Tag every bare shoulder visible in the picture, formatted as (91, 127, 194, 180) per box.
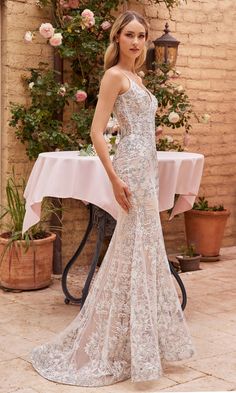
(102, 67, 123, 84)
(100, 67, 125, 96)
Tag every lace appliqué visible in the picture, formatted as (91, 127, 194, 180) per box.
(31, 77, 195, 387)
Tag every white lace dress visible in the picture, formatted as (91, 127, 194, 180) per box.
(31, 72, 196, 387)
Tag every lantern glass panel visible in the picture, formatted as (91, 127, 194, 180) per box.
(154, 45, 178, 67)
(155, 46, 165, 65)
(167, 46, 178, 67)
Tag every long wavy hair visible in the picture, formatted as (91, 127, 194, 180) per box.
(104, 11, 149, 71)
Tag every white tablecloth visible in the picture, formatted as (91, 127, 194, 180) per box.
(23, 151, 204, 233)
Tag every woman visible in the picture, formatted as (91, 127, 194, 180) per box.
(31, 10, 196, 387)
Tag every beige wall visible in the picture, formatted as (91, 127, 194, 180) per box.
(141, 0, 236, 251)
(1, 0, 236, 264)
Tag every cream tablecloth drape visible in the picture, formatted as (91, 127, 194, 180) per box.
(23, 151, 204, 233)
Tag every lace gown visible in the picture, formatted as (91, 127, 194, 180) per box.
(31, 72, 196, 387)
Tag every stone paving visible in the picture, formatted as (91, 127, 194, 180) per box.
(0, 247, 236, 393)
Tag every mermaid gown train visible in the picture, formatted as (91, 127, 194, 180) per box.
(31, 72, 196, 387)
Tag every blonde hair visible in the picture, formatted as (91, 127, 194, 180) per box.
(104, 10, 149, 71)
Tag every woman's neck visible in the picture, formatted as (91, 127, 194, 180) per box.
(116, 60, 136, 74)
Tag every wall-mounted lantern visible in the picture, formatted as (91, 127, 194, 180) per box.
(146, 23, 180, 71)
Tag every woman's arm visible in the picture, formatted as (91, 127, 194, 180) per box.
(90, 69, 132, 213)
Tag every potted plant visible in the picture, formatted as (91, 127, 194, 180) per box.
(0, 173, 60, 290)
(176, 244, 201, 272)
(184, 197, 230, 261)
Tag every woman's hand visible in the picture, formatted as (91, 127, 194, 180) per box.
(111, 177, 132, 213)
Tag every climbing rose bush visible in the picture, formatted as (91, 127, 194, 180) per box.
(9, 0, 209, 159)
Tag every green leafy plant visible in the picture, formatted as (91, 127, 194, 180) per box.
(0, 171, 62, 256)
(9, 66, 80, 160)
(156, 135, 183, 151)
(193, 196, 225, 212)
(179, 243, 197, 258)
(145, 68, 194, 133)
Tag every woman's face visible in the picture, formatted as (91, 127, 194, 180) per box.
(117, 19, 147, 60)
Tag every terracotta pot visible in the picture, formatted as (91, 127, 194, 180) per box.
(0, 232, 56, 290)
(184, 209, 230, 259)
(176, 254, 201, 272)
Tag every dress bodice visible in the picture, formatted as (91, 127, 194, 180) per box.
(113, 74, 158, 139)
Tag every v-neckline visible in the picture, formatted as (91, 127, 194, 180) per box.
(130, 78, 153, 102)
(119, 70, 153, 103)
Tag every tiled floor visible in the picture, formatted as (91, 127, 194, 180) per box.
(0, 247, 236, 393)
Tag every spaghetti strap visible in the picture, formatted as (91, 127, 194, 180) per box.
(118, 69, 152, 100)
(118, 70, 133, 82)
(117, 70, 133, 97)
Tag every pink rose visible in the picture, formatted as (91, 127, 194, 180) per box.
(81, 9, 95, 28)
(75, 90, 87, 102)
(183, 133, 190, 147)
(166, 135, 174, 143)
(81, 9, 94, 19)
(49, 33, 63, 47)
(68, 0, 79, 8)
(168, 111, 180, 124)
(89, 16, 95, 27)
(101, 21, 111, 30)
(155, 126, 163, 138)
(58, 86, 66, 96)
(24, 31, 33, 43)
(63, 15, 73, 22)
(60, 0, 70, 9)
(39, 23, 55, 39)
(82, 16, 95, 28)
